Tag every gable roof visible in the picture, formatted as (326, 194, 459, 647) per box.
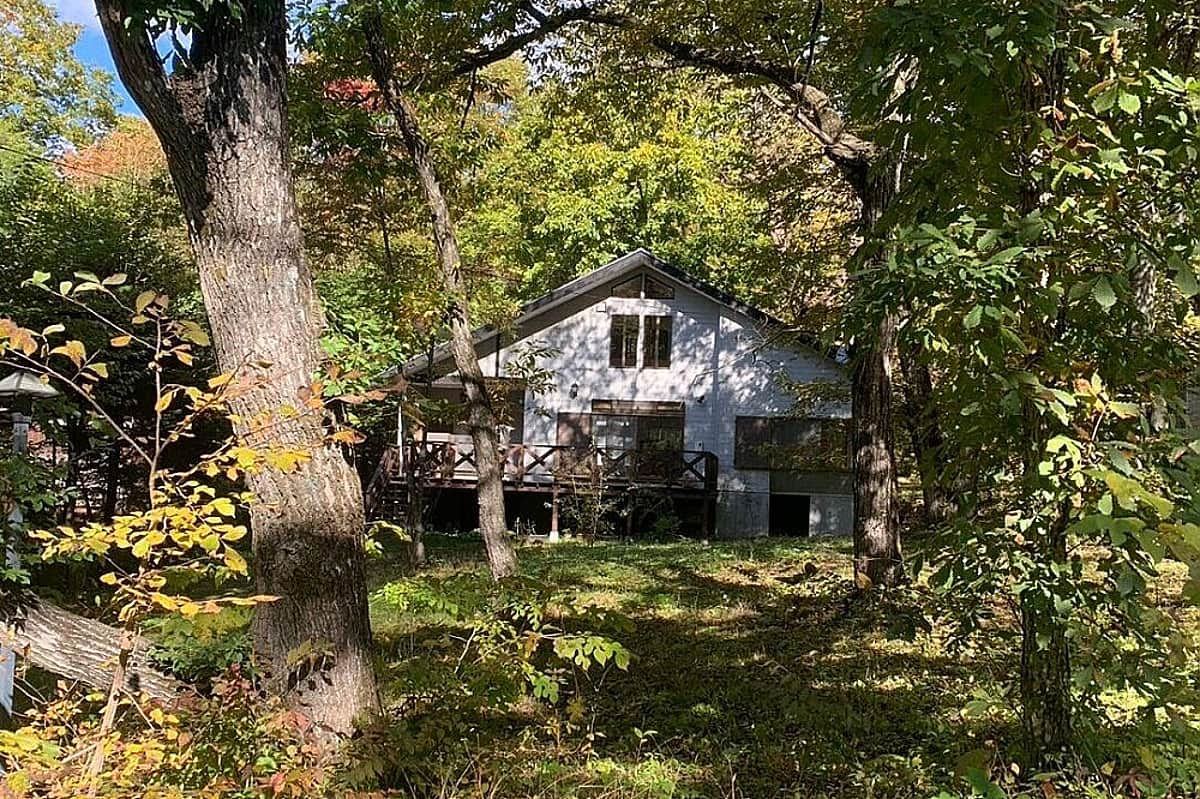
(381, 248, 830, 381)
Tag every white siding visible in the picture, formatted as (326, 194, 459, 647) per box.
(444, 267, 854, 537)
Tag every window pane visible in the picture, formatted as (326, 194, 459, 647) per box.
(643, 315, 672, 368)
(644, 276, 674, 299)
(610, 315, 638, 368)
(611, 275, 642, 298)
(734, 416, 771, 469)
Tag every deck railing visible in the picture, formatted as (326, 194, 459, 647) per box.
(389, 441, 717, 492)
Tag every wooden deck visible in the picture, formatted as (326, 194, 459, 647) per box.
(365, 442, 719, 535)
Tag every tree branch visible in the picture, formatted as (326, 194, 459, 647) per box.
(455, 1, 610, 74)
(94, 0, 184, 133)
(584, 10, 877, 186)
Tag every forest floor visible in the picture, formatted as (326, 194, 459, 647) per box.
(363, 534, 1197, 799)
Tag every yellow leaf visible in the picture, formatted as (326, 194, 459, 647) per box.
(208, 373, 232, 388)
(155, 390, 176, 413)
(135, 290, 157, 313)
(223, 548, 248, 574)
(210, 497, 236, 517)
(150, 592, 178, 611)
(49, 339, 86, 367)
(110, 335, 132, 347)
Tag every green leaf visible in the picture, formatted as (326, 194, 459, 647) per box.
(1172, 257, 1199, 297)
(1117, 91, 1141, 116)
(1092, 84, 1119, 114)
(1092, 277, 1117, 309)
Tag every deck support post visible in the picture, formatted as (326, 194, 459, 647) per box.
(549, 489, 560, 542)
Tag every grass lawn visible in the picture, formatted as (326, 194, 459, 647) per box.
(362, 535, 1197, 799)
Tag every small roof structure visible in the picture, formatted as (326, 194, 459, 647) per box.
(0, 369, 61, 400)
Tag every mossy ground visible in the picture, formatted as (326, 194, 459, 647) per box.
(364, 535, 1198, 798)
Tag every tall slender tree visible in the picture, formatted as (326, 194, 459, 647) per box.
(94, 0, 378, 733)
(293, 0, 616, 578)
(361, 15, 519, 579)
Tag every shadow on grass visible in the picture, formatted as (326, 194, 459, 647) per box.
(364, 537, 1014, 798)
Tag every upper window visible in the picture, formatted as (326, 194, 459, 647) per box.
(609, 315, 639, 368)
(610, 273, 675, 300)
(611, 276, 642, 298)
(643, 315, 673, 368)
(643, 276, 674, 299)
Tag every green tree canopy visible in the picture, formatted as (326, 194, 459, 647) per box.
(0, 0, 118, 147)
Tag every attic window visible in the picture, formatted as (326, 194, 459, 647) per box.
(644, 276, 674, 299)
(610, 273, 675, 300)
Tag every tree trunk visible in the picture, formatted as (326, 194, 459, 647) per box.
(1132, 255, 1156, 331)
(851, 312, 903, 587)
(3, 600, 183, 701)
(364, 22, 517, 580)
(849, 168, 904, 587)
(97, 0, 379, 734)
(101, 438, 121, 521)
(1018, 511, 1072, 767)
(899, 350, 955, 524)
(1019, 602, 1072, 765)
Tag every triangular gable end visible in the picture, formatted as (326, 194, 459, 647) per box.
(383, 248, 836, 381)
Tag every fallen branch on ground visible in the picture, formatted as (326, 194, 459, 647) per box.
(3, 600, 184, 701)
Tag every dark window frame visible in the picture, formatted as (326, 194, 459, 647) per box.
(610, 273, 675, 300)
(609, 314, 639, 369)
(642, 315, 673, 369)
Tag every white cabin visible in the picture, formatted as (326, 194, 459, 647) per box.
(370, 249, 854, 538)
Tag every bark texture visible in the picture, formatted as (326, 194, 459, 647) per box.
(849, 166, 905, 587)
(851, 312, 903, 587)
(3, 601, 183, 700)
(1019, 590, 1072, 763)
(900, 350, 956, 524)
(364, 19, 518, 580)
(1014, 36, 1074, 764)
(96, 0, 379, 733)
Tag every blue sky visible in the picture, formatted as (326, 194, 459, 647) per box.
(49, 0, 140, 116)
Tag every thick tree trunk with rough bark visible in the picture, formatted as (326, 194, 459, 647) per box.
(1018, 507, 1072, 766)
(848, 168, 904, 587)
(851, 312, 903, 587)
(363, 21, 517, 580)
(1019, 600, 1072, 764)
(96, 0, 379, 734)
